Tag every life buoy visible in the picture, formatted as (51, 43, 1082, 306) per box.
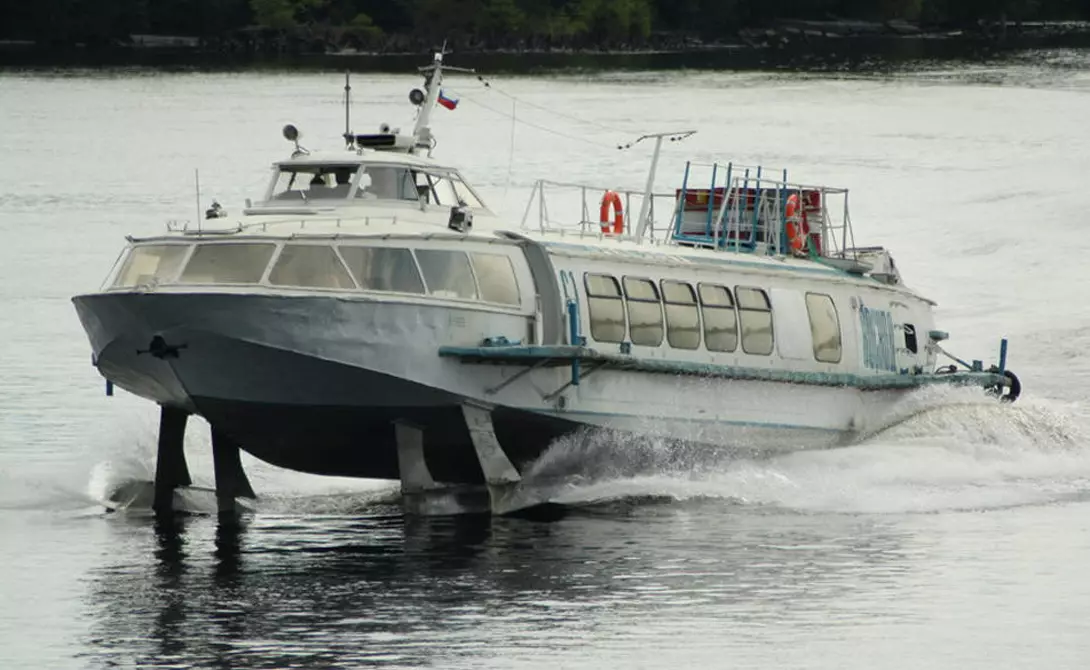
(785, 193, 808, 253)
(600, 190, 623, 235)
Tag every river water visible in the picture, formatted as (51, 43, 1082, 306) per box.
(3, 51, 1090, 668)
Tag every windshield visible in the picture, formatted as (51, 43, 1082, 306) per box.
(269, 165, 359, 201)
(266, 162, 487, 209)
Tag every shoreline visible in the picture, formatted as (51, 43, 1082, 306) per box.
(4, 21, 1090, 72)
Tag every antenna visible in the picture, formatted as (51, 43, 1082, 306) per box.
(343, 71, 352, 148)
(194, 169, 201, 234)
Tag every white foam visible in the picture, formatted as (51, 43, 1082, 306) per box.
(519, 395, 1090, 516)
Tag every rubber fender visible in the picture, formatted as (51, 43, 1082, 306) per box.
(1000, 370, 1021, 403)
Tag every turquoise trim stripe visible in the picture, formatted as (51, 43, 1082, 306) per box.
(520, 407, 845, 433)
(438, 344, 1008, 392)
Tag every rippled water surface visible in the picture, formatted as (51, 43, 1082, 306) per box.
(3, 53, 1090, 668)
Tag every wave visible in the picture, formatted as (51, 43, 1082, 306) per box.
(516, 393, 1090, 515)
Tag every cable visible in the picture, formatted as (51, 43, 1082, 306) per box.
(454, 90, 620, 150)
(476, 75, 631, 136)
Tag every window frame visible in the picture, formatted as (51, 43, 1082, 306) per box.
(660, 279, 701, 350)
(804, 292, 843, 364)
(697, 282, 739, 353)
(622, 276, 665, 347)
(735, 286, 774, 356)
(468, 252, 521, 306)
(177, 242, 278, 286)
(267, 243, 357, 290)
(336, 244, 427, 295)
(584, 273, 626, 344)
(413, 248, 480, 301)
(111, 243, 192, 289)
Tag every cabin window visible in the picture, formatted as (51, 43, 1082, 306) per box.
(417, 172, 459, 205)
(356, 166, 418, 201)
(415, 249, 478, 300)
(271, 166, 358, 201)
(470, 253, 519, 306)
(903, 323, 918, 354)
(584, 273, 625, 343)
(268, 244, 355, 290)
(736, 286, 774, 355)
(623, 277, 664, 347)
(698, 283, 738, 353)
(661, 280, 700, 350)
(338, 246, 425, 294)
(451, 178, 484, 208)
(112, 244, 189, 288)
(805, 292, 842, 363)
(178, 243, 276, 284)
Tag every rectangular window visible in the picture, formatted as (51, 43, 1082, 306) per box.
(112, 244, 189, 288)
(584, 273, 625, 343)
(903, 323, 918, 354)
(805, 292, 842, 363)
(736, 286, 774, 355)
(338, 246, 425, 294)
(623, 277, 664, 346)
(698, 283, 738, 352)
(470, 253, 520, 305)
(268, 244, 355, 289)
(354, 166, 419, 201)
(661, 280, 699, 350)
(178, 243, 276, 284)
(414, 249, 478, 300)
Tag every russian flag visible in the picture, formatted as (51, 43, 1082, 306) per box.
(437, 89, 459, 110)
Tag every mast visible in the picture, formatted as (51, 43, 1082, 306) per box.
(410, 49, 474, 155)
(412, 51, 444, 146)
(343, 71, 352, 147)
(631, 130, 695, 241)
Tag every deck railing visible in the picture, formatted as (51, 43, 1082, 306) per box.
(519, 163, 860, 261)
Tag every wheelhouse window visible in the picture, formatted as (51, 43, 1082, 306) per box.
(178, 243, 276, 284)
(661, 280, 700, 350)
(623, 277, 663, 347)
(271, 165, 359, 201)
(113, 244, 189, 288)
(736, 287, 773, 355)
(338, 246, 425, 294)
(356, 166, 419, 201)
(698, 283, 738, 353)
(805, 293, 842, 363)
(415, 249, 478, 299)
(584, 273, 625, 343)
(470, 253, 519, 305)
(268, 244, 355, 289)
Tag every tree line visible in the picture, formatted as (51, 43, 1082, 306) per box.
(6, 0, 1090, 50)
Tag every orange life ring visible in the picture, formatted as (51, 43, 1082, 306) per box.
(600, 190, 624, 235)
(785, 193, 808, 253)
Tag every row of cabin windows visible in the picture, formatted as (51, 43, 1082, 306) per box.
(584, 273, 842, 363)
(113, 243, 520, 306)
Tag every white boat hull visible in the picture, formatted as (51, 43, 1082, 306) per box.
(72, 290, 927, 487)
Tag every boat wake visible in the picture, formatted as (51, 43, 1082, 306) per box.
(48, 390, 1090, 519)
(515, 393, 1090, 515)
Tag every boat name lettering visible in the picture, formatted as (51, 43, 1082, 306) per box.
(859, 302, 897, 372)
